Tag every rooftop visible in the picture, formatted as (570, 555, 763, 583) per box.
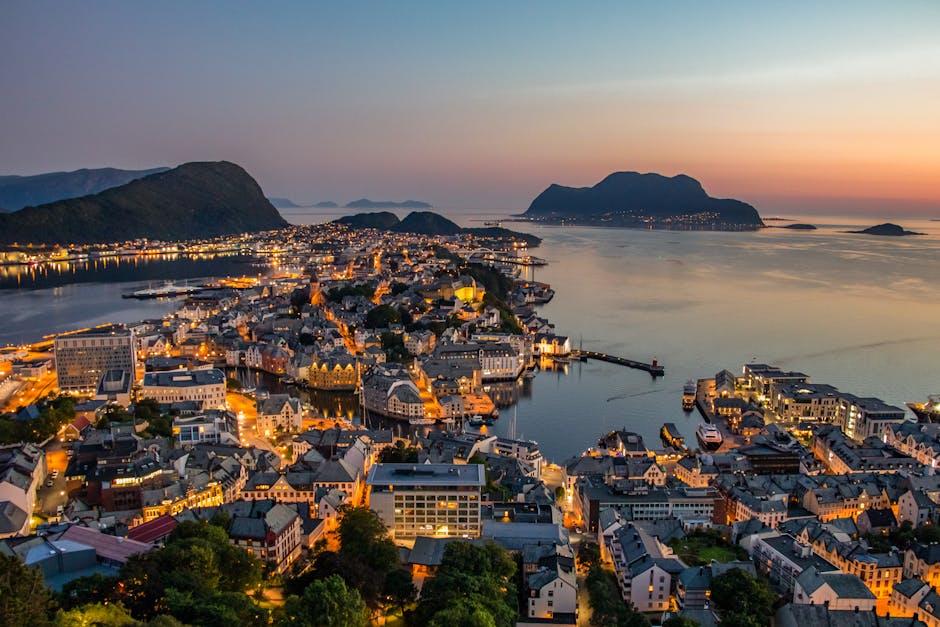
(367, 463, 486, 487)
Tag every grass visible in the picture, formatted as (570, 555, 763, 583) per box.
(669, 530, 748, 566)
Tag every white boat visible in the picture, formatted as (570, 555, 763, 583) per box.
(696, 423, 723, 451)
(409, 418, 435, 426)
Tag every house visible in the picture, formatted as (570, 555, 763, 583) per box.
(0, 444, 46, 538)
(257, 395, 303, 435)
(522, 543, 578, 625)
(905, 544, 940, 590)
(899, 489, 939, 527)
(858, 508, 898, 536)
(793, 566, 876, 611)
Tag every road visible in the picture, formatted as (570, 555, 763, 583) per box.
(227, 391, 280, 456)
(35, 439, 70, 523)
(2, 369, 57, 413)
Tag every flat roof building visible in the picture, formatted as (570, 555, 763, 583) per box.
(366, 463, 485, 541)
(140, 368, 226, 410)
(54, 326, 137, 394)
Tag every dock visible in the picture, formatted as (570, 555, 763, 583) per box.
(570, 350, 665, 376)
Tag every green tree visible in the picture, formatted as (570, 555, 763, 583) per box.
(663, 616, 700, 627)
(58, 573, 118, 610)
(915, 523, 940, 544)
(384, 568, 418, 615)
(335, 506, 404, 606)
(415, 541, 517, 627)
(0, 553, 56, 626)
(710, 568, 777, 627)
(55, 602, 139, 626)
(585, 566, 651, 627)
(378, 440, 420, 463)
(279, 574, 369, 627)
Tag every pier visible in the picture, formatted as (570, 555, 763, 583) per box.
(570, 350, 665, 376)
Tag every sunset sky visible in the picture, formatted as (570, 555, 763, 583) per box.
(2, 1, 939, 215)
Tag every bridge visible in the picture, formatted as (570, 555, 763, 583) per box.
(571, 350, 664, 377)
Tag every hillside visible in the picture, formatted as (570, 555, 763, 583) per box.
(524, 171, 763, 229)
(850, 223, 923, 236)
(268, 197, 302, 208)
(0, 161, 287, 245)
(335, 211, 400, 230)
(391, 211, 462, 236)
(0, 167, 169, 212)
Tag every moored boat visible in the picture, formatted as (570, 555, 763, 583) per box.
(682, 380, 696, 411)
(695, 423, 723, 451)
(908, 395, 940, 423)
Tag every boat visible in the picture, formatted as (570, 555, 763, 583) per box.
(696, 423, 723, 451)
(409, 418, 435, 426)
(483, 220, 503, 227)
(908, 395, 940, 423)
(660, 423, 685, 449)
(467, 415, 495, 428)
(682, 380, 696, 411)
(122, 281, 202, 299)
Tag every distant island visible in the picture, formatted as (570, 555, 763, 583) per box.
(0, 161, 287, 246)
(345, 198, 432, 209)
(522, 171, 763, 230)
(314, 201, 338, 208)
(781, 223, 817, 230)
(0, 166, 169, 212)
(268, 197, 302, 208)
(335, 210, 541, 247)
(849, 223, 924, 237)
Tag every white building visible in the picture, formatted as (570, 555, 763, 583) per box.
(257, 395, 303, 434)
(140, 368, 226, 410)
(366, 463, 485, 540)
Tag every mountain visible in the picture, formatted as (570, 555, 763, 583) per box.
(268, 197, 302, 208)
(391, 211, 462, 236)
(850, 223, 923, 236)
(0, 167, 169, 212)
(314, 201, 338, 208)
(524, 171, 763, 229)
(335, 211, 400, 230)
(0, 161, 288, 245)
(333, 211, 541, 246)
(345, 198, 432, 209)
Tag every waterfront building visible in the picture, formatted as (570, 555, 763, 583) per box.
(361, 367, 425, 420)
(54, 325, 137, 394)
(813, 426, 921, 475)
(836, 394, 908, 441)
(306, 354, 358, 391)
(741, 364, 810, 402)
(140, 368, 226, 410)
(366, 463, 485, 540)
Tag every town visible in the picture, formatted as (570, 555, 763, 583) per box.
(1, 222, 937, 627)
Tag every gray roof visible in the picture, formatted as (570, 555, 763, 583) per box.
(142, 368, 224, 387)
(367, 463, 485, 487)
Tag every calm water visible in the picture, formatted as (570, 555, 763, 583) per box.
(3, 211, 939, 461)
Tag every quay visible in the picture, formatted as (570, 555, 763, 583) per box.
(570, 350, 665, 376)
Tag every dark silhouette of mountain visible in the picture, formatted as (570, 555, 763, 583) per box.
(524, 171, 763, 228)
(0, 167, 169, 212)
(782, 223, 817, 230)
(333, 211, 541, 246)
(849, 223, 923, 236)
(314, 201, 338, 208)
(268, 197, 302, 208)
(0, 161, 287, 245)
(335, 211, 400, 229)
(345, 198, 432, 209)
(391, 211, 462, 236)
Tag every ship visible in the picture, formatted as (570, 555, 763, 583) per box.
(660, 423, 685, 449)
(467, 415, 494, 428)
(682, 380, 696, 411)
(122, 281, 202, 299)
(696, 423, 723, 451)
(908, 395, 940, 423)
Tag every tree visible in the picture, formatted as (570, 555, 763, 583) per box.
(378, 440, 420, 463)
(279, 575, 369, 627)
(58, 573, 118, 610)
(384, 568, 417, 615)
(415, 541, 518, 627)
(585, 566, 651, 627)
(0, 553, 56, 626)
(55, 602, 140, 626)
(915, 523, 940, 544)
(225, 377, 242, 391)
(709, 568, 777, 627)
(334, 506, 405, 606)
(663, 616, 700, 627)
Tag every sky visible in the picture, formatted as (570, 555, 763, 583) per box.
(1, 1, 939, 215)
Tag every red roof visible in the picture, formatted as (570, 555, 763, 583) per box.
(68, 415, 92, 431)
(127, 514, 179, 544)
(58, 525, 153, 564)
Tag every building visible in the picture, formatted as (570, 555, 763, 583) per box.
(173, 411, 240, 446)
(307, 354, 358, 391)
(94, 369, 134, 406)
(751, 532, 840, 594)
(54, 326, 137, 393)
(0, 444, 46, 538)
(361, 367, 425, 421)
(793, 566, 877, 611)
(140, 368, 226, 410)
(257, 395, 303, 434)
(366, 463, 485, 540)
(227, 501, 303, 574)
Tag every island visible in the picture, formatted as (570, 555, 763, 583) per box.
(313, 201, 338, 208)
(335, 210, 541, 247)
(781, 223, 817, 230)
(849, 223, 924, 237)
(522, 171, 764, 230)
(0, 161, 287, 246)
(267, 196, 302, 208)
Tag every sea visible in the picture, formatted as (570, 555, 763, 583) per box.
(4, 209, 940, 462)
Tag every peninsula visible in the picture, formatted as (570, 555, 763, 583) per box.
(0, 166, 169, 212)
(523, 171, 764, 230)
